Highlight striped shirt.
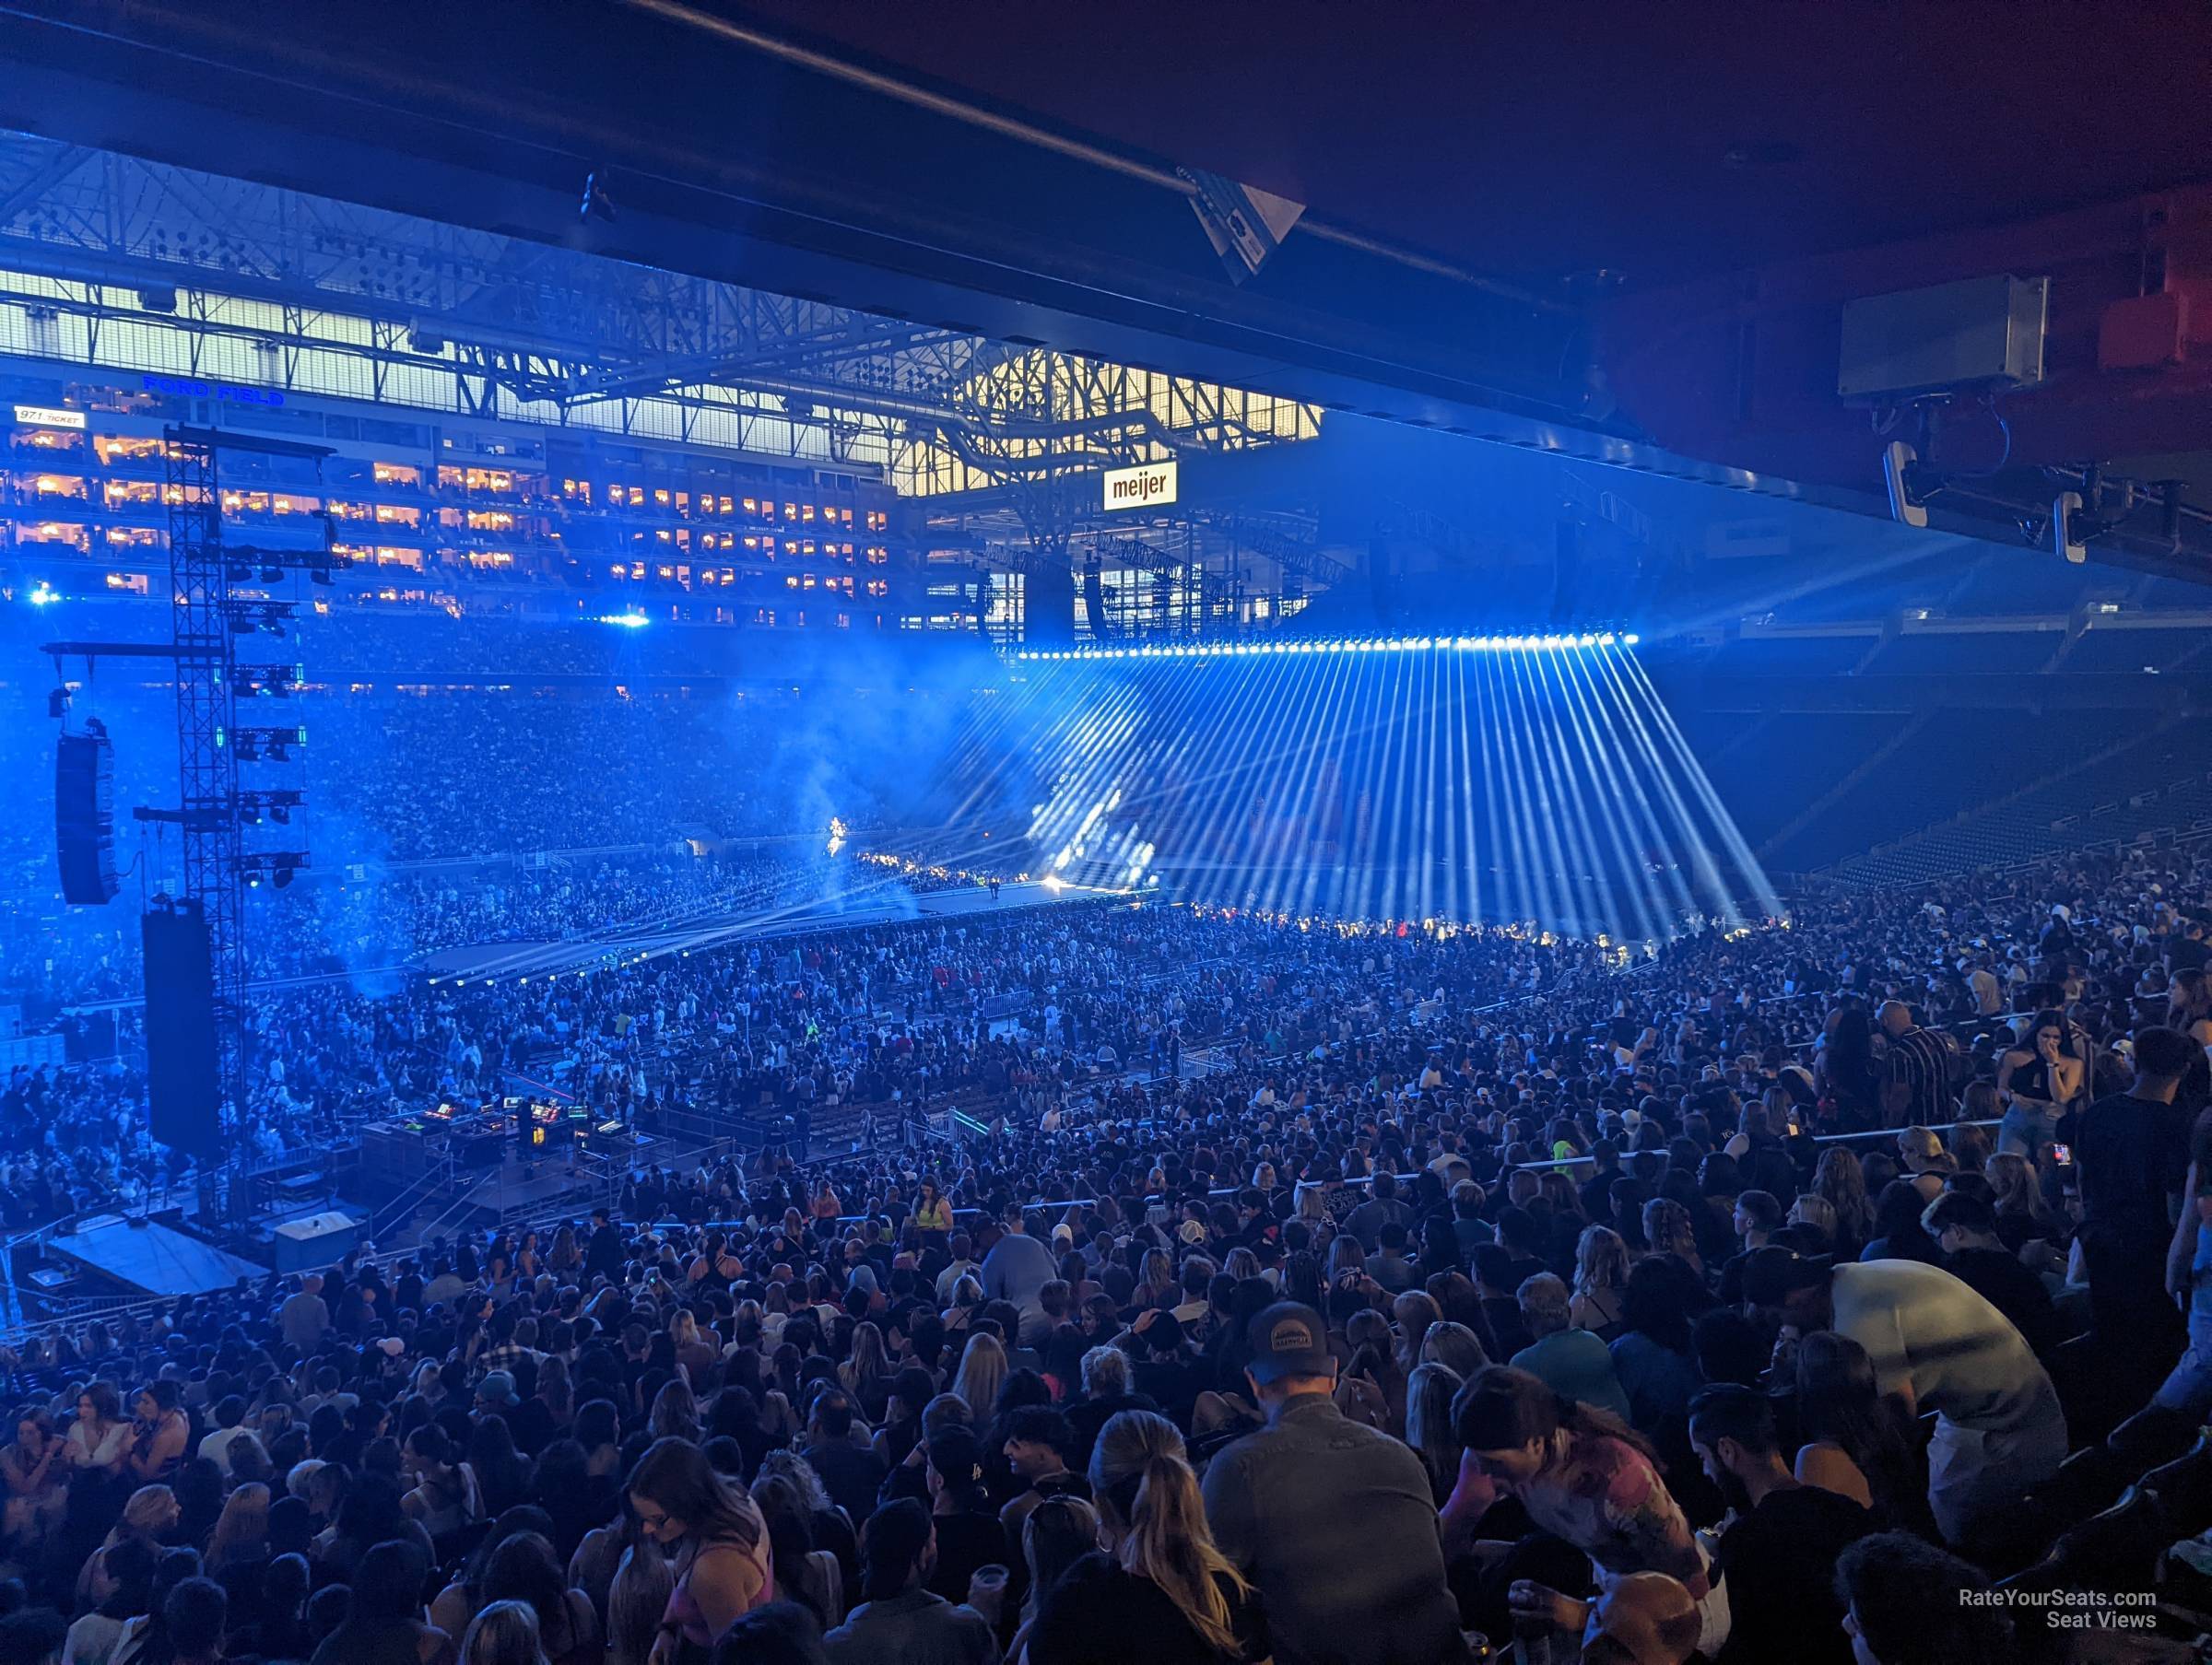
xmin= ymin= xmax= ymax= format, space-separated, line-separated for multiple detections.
xmin=1883 ymin=1025 xmax=1957 ymax=1125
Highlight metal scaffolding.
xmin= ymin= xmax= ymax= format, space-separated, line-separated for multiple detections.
xmin=0 ymin=130 xmax=1334 ymax=629
xmin=162 ymin=429 xmax=242 ymax=1131
xmin=159 ymin=425 xmax=334 ymax=1190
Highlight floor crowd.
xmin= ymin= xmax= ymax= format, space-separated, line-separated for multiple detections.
xmin=0 ymin=840 xmax=2210 ymax=1662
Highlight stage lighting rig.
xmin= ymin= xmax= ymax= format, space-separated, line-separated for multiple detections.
xmin=235 ymin=662 xmax=305 ymax=698
xmin=223 ymin=599 xmax=296 ymax=637
xmin=228 ymin=724 xmax=306 ymax=764
xmin=236 ymin=789 xmax=304 ymax=827
xmin=238 ymin=850 xmax=308 ymax=890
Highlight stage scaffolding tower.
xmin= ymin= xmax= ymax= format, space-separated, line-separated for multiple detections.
xmin=159 ymin=425 xmax=335 ymax=1217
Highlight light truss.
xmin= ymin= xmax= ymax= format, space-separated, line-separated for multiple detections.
xmin=1017 ymin=632 xmax=1643 ymax=661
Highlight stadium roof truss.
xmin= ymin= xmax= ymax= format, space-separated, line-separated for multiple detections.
xmin=0 ymin=131 xmax=1328 ymax=588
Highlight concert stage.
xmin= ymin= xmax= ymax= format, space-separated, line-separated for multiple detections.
xmin=48 ymin=1215 xmax=268 ymax=1298
xmin=420 ymin=876 xmax=1122 ymax=985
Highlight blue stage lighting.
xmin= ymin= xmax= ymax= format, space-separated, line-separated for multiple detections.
xmin=1011 ymin=630 xmax=1646 ymax=662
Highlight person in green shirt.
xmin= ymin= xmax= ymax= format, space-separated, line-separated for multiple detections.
xmin=1508 ymin=1273 xmax=1632 ymax=1423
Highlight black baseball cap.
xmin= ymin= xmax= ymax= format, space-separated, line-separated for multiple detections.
xmin=1246 ymin=1301 xmax=1334 ymax=1384
xmin=1738 ymin=1247 xmax=1830 ymax=1307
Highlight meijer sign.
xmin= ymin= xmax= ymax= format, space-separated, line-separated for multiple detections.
xmin=1102 ymin=459 xmax=1178 ymax=511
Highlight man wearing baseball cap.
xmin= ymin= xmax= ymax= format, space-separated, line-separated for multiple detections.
xmin=1200 ymin=1301 xmax=1466 ymax=1665
xmin=1740 ymin=1246 xmax=2065 ymax=1551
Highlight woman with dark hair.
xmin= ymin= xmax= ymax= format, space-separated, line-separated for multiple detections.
xmin=323 ymin=1473 xmax=434 ymax=1583
xmin=230 ymin=1554 xmax=314 ymax=1663
xmin=1997 ymin=1009 xmax=2085 ymax=1162
xmin=912 ymin=1180 xmax=954 ymax=1245
xmin=528 ymin=1442 xmax=609 ymax=1565
xmin=126 ymin=1385 xmax=190 ymax=1484
xmin=63 ymin=1533 xmax=157 ymax=1665
xmin=172 ymin=1460 xmax=225 ymax=1551
xmin=469 ymin=1418 xmax=536 ymax=1521
xmin=626 ymin=1437 xmax=772 ymax=1659
xmin=5 ymin=1405 xmax=68 ymax=1551
xmin=1606 ymin=1178 xmax=1652 ymax=1255
xmin=1417 ymin=1214 xmax=1462 ymax=1280
xmin=113 ymin=1547 xmax=203 ymax=1665
xmin=429 ymin=1506 xmax=558 ymax=1640
xmin=1794 ymin=1330 xmax=1929 ymax=1533
xmin=1812 ymin=1149 xmax=1876 ymax=1260
xmin=1859 ymin=1180 xmax=1946 ymax=1266
xmin=403 ymin=1424 xmax=483 ymax=1540
xmin=574 ymin=1401 xmax=624 ymax=1486
xmin=700 ymin=1389 xmax=770 ymax=1483
xmin=1606 ymin=1258 xmax=1702 ymax=1443
xmin=307 ymin=1539 xmax=452 ymax=1665
xmin=919 ymin=1428 xmax=1000 ymax=1607
xmin=1815 ymin=1005 xmax=1880 ymax=1131
xmin=867 ymin=1368 xmax=935 ymax=1472
xmin=1449 ymin=1365 xmax=1720 ymax=1655
xmin=481 ymin=1532 xmax=601 ymax=1665
xmin=747 ymin=1478 xmax=838 ymax=1633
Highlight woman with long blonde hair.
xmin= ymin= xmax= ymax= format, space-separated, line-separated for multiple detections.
xmin=1987 ymin=1150 xmax=2067 ymax=1249
xmin=535 ymin=1354 xmax=574 ymax=1431
xmin=206 ymin=1481 xmax=269 ymax=1573
xmin=1135 ymin=1249 xmax=1176 ymax=1311
xmin=1570 ymin=1225 xmax=1629 ymax=1338
xmin=459 ymin=1600 xmax=548 ymax=1665
xmin=839 ymin=1321 xmax=892 ymax=1423
xmin=1403 ymin=1363 xmax=1465 ymax=1507
xmin=1641 ymin=1199 xmax=1702 ymax=1276
xmin=1028 ymin=1409 xmax=1262 ymax=1662
xmin=647 ymin=1378 xmax=700 ymax=1445
xmin=1418 ymin=1320 xmax=1488 ymax=1381
xmin=948 ymin=1332 xmax=1007 ymax=1423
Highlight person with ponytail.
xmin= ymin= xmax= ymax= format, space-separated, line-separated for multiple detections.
xmin=1448 ymin=1365 xmax=1725 ymax=1658
xmin=1028 ymin=1410 xmax=1267 ymax=1665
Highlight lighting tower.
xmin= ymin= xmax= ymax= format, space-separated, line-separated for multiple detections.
xmin=159 ymin=425 xmax=335 ymax=1211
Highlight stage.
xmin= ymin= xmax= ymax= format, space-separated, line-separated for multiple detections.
xmin=420 ymin=875 xmax=1124 ymax=985
xmin=47 ymin=1215 xmax=268 ymax=1298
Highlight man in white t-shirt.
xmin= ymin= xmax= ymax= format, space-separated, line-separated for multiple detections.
xmin=196 ymin=1395 xmax=251 ymax=1477
xmin=1744 ymin=1249 xmax=2066 ymax=1547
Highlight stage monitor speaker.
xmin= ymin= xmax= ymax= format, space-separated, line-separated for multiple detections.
xmin=55 ymin=730 xmax=119 ymax=905
xmin=141 ymin=904 xmax=222 ymax=1156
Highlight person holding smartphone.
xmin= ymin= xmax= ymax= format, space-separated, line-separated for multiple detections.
xmin=1995 ymin=1010 xmax=2082 ymax=1163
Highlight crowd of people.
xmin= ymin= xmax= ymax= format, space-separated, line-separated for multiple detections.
xmin=0 ymin=829 xmax=2200 ymax=1660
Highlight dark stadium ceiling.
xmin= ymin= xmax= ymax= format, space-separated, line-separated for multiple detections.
xmin=4 ymin=1 xmax=2212 ymax=583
